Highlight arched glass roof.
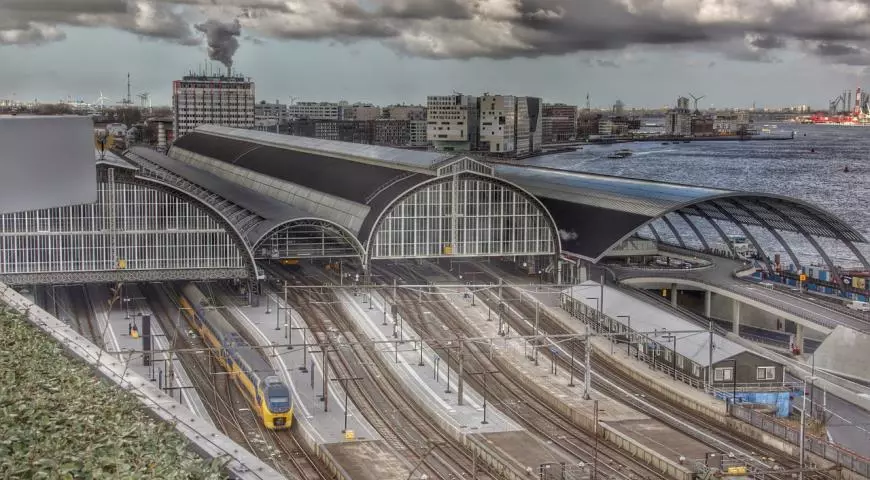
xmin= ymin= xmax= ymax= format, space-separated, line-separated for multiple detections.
xmin=494 ymin=164 xmax=867 ymax=266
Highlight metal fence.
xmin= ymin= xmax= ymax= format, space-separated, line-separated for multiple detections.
xmin=732 ymin=404 xmax=870 ymax=477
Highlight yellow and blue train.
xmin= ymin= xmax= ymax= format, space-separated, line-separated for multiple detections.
xmin=179 ymin=283 xmax=293 ymax=429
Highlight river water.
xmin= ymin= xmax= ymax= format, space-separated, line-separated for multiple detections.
xmin=525 ymin=124 xmax=870 ymax=268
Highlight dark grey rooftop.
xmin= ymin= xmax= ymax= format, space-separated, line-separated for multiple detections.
xmin=196 ymin=125 xmax=452 ymax=171
xmin=126 ymin=146 xmax=314 ymax=246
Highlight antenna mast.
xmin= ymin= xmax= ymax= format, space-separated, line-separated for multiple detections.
xmin=126 ymin=73 xmax=132 ymax=105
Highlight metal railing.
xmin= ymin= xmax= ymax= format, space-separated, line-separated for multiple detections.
xmin=561 ymin=294 xmax=709 ymax=390
xmin=731 ymin=403 xmax=870 ymax=477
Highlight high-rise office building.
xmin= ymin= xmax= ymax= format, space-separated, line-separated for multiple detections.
xmin=426 ymin=94 xmax=479 ymax=152
xmin=479 ymin=94 xmax=517 ymax=153
xmin=517 ymin=97 xmax=542 ymax=155
xmin=172 ymin=74 xmax=255 ymax=139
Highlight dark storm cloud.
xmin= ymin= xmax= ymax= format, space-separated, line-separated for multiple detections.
xmin=0 ymin=0 xmax=197 ymax=45
xmin=816 ymin=41 xmax=863 ymax=56
xmin=749 ymin=35 xmax=785 ymax=49
xmin=6 ymin=0 xmax=870 ymax=68
xmin=810 ymin=41 xmax=870 ymax=65
xmin=195 ymin=18 xmax=241 ymax=70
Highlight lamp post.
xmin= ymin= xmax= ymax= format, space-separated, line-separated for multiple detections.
xmin=469 ymin=370 xmax=498 ymax=424
xmin=662 ymin=334 xmax=677 ymax=380
xmin=799 ymin=375 xmax=817 ymax=480
xmin=617 ymin=315 xmax=631 ymax=357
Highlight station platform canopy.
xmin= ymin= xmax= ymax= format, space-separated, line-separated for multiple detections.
xmin=494 ymin=164 xmax=869 ymax=286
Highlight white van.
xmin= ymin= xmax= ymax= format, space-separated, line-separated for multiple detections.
xmin=847 ymin=301 xmax=870 ymax=312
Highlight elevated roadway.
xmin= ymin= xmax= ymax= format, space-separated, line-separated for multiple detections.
xmin=612 ymin=251 xmax=870 ymax=335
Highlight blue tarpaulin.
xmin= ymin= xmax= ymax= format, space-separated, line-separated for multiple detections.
xmin=713 ymin=391 xmax=793 ymax=417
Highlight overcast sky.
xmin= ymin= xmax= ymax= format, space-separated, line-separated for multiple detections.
xmin=2 ymin=0 xmax=870 ymax=108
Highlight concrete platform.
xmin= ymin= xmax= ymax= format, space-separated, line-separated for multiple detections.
xmin=221 ymin=293 xmax=382 ymax=444
xmin=335 ymin=286 xmax=521 ymax=435
xmin=86 ymin=284 xmax=213 ymax=424
xmin=333 ymin=282 xmax=570 ymax=477
xmin=222 ymin=290 xmax=424 ymax=479
xmin=323 ymin=441 xmax=412 ymax=479
xmin=427 ymin=273 xmax=719 ymax=476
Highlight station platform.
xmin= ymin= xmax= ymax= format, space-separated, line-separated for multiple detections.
xmin=222 ymin=292 xmax=416 ymax=480
xmin=85 ymin=284 xmax=213 ymax=424
xmin=433 ymin=282 xmax=715 ymax=467
xmin=333 ymin=285 xmax=567 ymax=473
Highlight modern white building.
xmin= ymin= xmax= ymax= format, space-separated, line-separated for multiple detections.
xmin=479 ymin=94 xmax=517 ymax=154
xmin=426 ymin=94 xmax=479 ymax=152
xmin=172 ymin=74 xmax=255 ymax=139
xmin=287 ymin=102 xmax=342 ymax=120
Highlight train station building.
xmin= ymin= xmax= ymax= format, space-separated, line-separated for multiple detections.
xmin=1 ymin=117 xmax=868 ymax=301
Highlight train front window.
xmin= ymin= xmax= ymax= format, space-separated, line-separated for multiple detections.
xmin=268 ymin=396 xmax=290 ymax=412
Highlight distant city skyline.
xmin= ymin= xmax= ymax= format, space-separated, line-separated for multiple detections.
xmin=3 ymin=1 xmax=870 ymax=109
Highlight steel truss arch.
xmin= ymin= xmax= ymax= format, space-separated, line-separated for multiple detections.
xmin=728 ymin=199 xmax=802 ymax=270
xmin=252 ymin=218 xmax=366 ymax=262
xmin=597 ymin=193 xmax=866 ymax=265
xmin=676 ymin=211 xmax=710 ymax=250
xmin=708 ymin=200 xmax=772 ymax=273
xmin=660 ymin=215 xmax=686 ymax=248
xmin=364 ymin=171 xmax=561 ymax=265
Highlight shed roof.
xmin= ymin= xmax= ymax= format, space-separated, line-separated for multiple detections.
xmin=494 ymin=164 xmax=866 ymax=262
xmin=564 ymin=281 xmax=746 ymax=365
xmin=126 ymin=146 xmax=312 ymax=246
xmin=169 ymin=126 xmax=438 ymax=240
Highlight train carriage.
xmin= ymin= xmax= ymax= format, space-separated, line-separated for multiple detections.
xmin=179 ymin=283 xmax=293 ymax=429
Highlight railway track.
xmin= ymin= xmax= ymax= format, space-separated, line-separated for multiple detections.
xmin=466 ymin=262 xmax=837 ymax=480
xmin=142 ymin=282 xmax=331 ymax=480
xmin=67 ymin=285 xmax=104 ymax=348
xmin=371 ymin=262 xmax=671 ymax=480
xmin=261 ymin=262 xmax=499 ymax=480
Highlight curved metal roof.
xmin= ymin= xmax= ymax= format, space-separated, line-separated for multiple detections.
xmin=494 ymin=164 xmax=867 ymax=262
xmin=127 ymin=147 xmax=314 ymax=246
xmin=194 ymin=125 xmax=452 ymax=171
xmin=170 ymin=128 xmax=438 ymax=236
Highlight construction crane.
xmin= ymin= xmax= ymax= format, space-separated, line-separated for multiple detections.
xmin=688 ymin=93 xmax=706 ymax=114
xmin=829 ymin=95 xmax=845 ymax=115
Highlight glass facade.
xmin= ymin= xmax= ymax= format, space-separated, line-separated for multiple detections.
xmin=0 ymin=182 xmax=246 ymax=275
xmin=371 ymin=177 xmax=555 ymax=259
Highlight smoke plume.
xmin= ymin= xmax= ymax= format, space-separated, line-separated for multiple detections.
xmin=559 ymin=229 xmax=579 ymax=242
xmin=195 ymin=19 xmax=242 ymax=72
